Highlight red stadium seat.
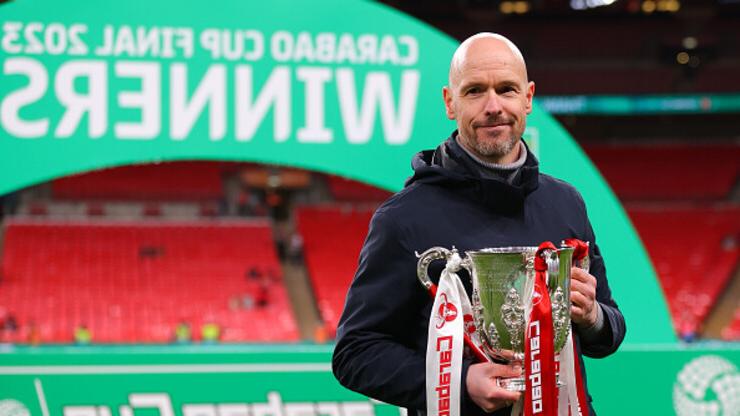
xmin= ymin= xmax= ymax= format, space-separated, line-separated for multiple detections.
xmin=584 ymin=143 xmax=740 ymax=200
xmin=0 ymin=218 xmax=299 ymax=343
xmin=326 ymin=175 xmax=392 ymax=203
xmin=52 ymin=162 xmax=226 ymax=201
xmin=627 ymin=205 xmax=739 ymax=338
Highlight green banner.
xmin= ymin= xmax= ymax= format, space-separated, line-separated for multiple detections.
xmin=0 ymin=345 xmax=399 ymax=416
xmin=587 ymin=344 xmax=740 ymax=415
xmin=0 ymin=0 xmax=448 ymax=195
xmin=0 ymin=344 xmax=738 ymax=415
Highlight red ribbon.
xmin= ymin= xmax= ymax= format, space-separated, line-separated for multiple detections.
xmin=525 ymin=242 xmax=558 ymax=416
xmin=562 ymin=239 xmax=590 ymax=416
xmin=563 ymin=239 xmax=588 ymax=267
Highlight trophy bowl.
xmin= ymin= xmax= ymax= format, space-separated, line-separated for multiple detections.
xmin=417 ymin=245 xmax=575 ymax=391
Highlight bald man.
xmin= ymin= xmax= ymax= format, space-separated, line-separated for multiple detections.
xmin=333 ymin=33 xmax=626 ymax=416
xmin=444 ymin=33 xmax=532 ymax=166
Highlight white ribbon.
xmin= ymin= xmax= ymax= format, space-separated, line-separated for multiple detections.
xmin=426 ymin=252 xmax=472 ymax=416
xmin=557 ymin=329 xmax=582 ymax=416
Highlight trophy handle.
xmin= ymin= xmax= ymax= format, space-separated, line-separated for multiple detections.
xmin=416 ymin=246 xmax=490 ymax=364
xmin=416 ymin=246 xmax=453 ymax=293
xmin=577 ymin=242 xmax=590 ymax=272
xmin=562 ymin=239 xmax=590 ymax=272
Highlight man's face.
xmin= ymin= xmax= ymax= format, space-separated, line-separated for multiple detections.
xmin=443 ymin=38 xmax=534 ymax=164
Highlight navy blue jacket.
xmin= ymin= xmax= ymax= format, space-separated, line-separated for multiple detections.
xmin=332 ymin=135 xmax=626 ymax=416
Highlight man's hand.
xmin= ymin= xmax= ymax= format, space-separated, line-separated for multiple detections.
xmin=466 ymin=362 xmax=522 ymax=412
xmin=570 ymin=267 xmax=598 ymax=327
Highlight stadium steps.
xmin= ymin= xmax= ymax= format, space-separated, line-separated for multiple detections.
xmin=702 ymin=264 xmax=740 ymax=340
xmin=731 ymin=175 xmax=740 ymax=202
xmin=295 ymin=205 xmax=375 ymax=333
xmin=280 ymin=261 xmax=324 ymax=340
xmin=721 ymin=308 xmax=740 ymax=341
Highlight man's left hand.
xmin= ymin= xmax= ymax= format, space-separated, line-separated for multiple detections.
xmin=570 ymin=267 xmax=598 ymax=327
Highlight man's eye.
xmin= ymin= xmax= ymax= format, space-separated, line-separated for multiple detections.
xmin=466 ymin=87 xmax=482 ymax=95
xmin=499 ymin=86 xmax=517 ymax=94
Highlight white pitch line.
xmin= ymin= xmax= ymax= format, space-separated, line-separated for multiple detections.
xmin=0 ymin=363 xmax=331 ymax=375
xmin=34 ymin=378 xmax=50 ymax=416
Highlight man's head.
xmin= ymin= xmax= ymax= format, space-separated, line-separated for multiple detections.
xmin=443 ymin=33 xmax=535 ymax=164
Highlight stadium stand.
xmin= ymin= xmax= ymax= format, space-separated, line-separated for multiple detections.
xmin=694 ymin=64 xmax=740 ymax=93
xmin=326 ymin=175 xmax=393 ymax=203
xmin=52 ymin=162 xmax=226 ymax=201
xmin=530 ymin=67 xmax=679 ymax=95
xmin=0 ymin=218 xmax=299 ymax=343
xmin=296 ymin=205 xmax=375 ymax=331
xmin=583 ymin=142 xmax=739 ymax=338
xmin=422 ymin=5 xmax=740 ymax=95
xmin=626 ymin=205 xmax=739 ymax=338
xmin=584 ymin=143 xmax=740 ymax=200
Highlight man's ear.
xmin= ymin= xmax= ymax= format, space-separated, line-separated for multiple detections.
xmin=443 ymin=87 xmax=456 ymax=120
xmin=525 ymin=81 xmax=535 ymax=114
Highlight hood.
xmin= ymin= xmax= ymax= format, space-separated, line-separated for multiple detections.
xmin=405 ymin=132 xmax=540 ymax=213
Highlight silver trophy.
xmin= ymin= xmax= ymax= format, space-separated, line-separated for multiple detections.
xmin=417 ymin=244 xmax=577 ymax=391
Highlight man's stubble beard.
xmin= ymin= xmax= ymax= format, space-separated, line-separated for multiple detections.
xmin=462 ymin=131 xmax=519 ymax=161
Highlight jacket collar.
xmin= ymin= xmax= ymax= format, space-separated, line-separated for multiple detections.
xmin=407 ymin=132 xmax=540 ymax=214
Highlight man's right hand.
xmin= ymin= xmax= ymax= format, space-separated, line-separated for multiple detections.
xmin=466 ymin=362 xmax=522 ymax=412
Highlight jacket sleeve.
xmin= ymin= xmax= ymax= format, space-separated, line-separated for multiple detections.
xmin=575 ymin=201 xmax=627 ymax=358
xmin=332 ymin=210 xmax=429 ymax=410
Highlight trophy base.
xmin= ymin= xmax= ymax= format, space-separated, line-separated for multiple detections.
xmin=497 ymin=374 xmax=562 ymax=392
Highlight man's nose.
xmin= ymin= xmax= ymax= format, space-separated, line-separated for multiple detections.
xmin=483 ymin=91 xmax=503 ymax=115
